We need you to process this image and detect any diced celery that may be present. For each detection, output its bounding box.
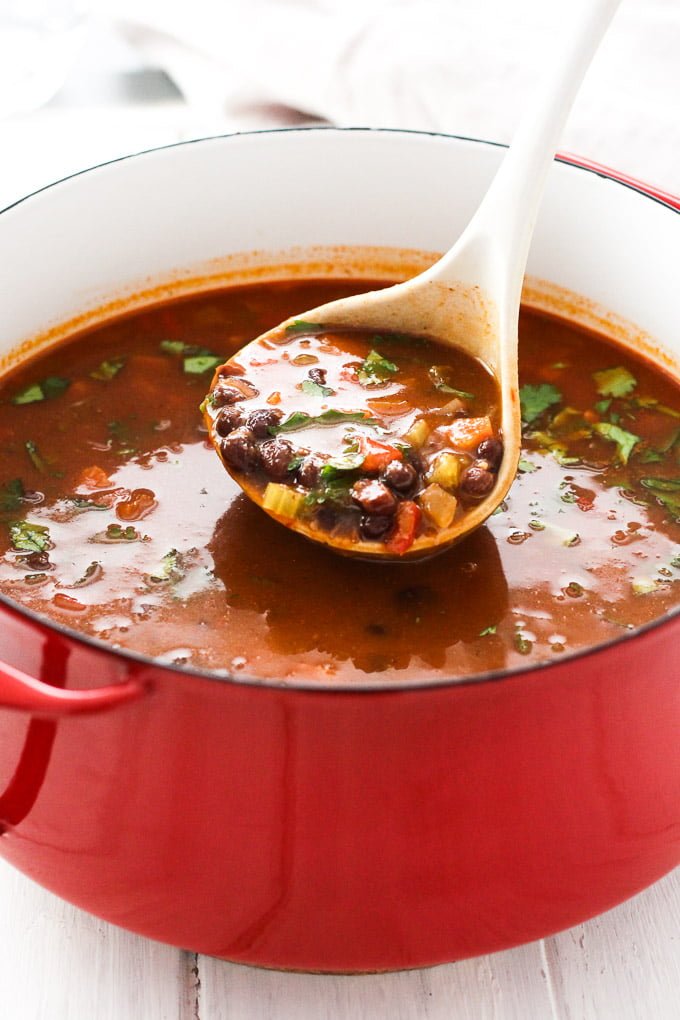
[418,483,458,529]
[427,452,462,491]
[403,419,430,448]
[262,483,305,519]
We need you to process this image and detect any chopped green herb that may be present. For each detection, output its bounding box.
[287,455,306,473]
[305,476,354,508]
[12,383,44,405]
[593,422,640,464]
[68,497,109,511]
[147,549,184,584]
[639,478,680,518]
[594,398,612,416]
[0,479,25,514]
[518,458,538,474]
[519,383,562,424]
[183,354,222,375]
[640,477,680,493]
[160,340,188,354]
[300,379,335,398]
[25,440,46,473]
[285,319,321,335]
[514,632,533,654]
[12,376,70,405]
[479,625,497,637]
[427,365,473,398]
[9,520,51,553]
[671,554,680,569]
[528,431,580,466]
[593,366,637,398]
[91,358,125,381]
[271,410,380,435]
[358,350,398,387]
[639,448,664,464]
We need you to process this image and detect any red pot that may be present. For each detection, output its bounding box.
[0,130,678,972]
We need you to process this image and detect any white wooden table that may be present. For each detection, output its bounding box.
[1,860,678,1019]
[1,25,679,1020]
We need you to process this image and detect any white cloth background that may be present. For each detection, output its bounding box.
[106,0,680,194]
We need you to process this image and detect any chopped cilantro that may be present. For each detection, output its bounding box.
[0,479,25,514]
[160,340,188,354]
[9,520,51,553]
[428,365,473,398]
[594,398,612,416]
[518,458,538,474]
[640,448,664,464]
[285,320,321,335]
[519,383,562,424]
[271,410,379,434]
[159,340,220,374]
[183,354,221,375]
[68,497,109,511]
[514,632,533,654]
[593,366,637,398]
[479,625,497,637]
[357,350,398,386]
[301,379,335,398]
[593,422,640,464]
[91,358,125,381]
[12,376,70,405]
[304,475,354,508]
[147,549,184,584]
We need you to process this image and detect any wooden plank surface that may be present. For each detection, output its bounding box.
[1,859,677,1019]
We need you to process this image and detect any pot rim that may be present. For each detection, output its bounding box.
[1,125,678,695]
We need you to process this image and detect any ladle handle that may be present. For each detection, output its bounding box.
[432,0,623,303]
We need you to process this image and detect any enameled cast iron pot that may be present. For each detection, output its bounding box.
[0,130,678,973]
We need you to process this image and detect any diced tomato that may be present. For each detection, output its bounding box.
[386,500,421,555]
[444,416,494,451]
[360,437,404,473]
[78,465,113,490]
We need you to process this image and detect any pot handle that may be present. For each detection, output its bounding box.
[0,658,145,716]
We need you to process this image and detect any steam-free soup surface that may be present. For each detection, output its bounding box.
[0,278,678,685]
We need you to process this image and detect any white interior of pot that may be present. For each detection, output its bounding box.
[0,128,677,374]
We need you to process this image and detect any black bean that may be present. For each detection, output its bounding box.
[315,506,339,531]
[460,462,495,497]
[215,406,245,437]
[351,479,398,515]
[382,459,417,493]
[220,427,260,473]
[297,455,324,489]
[212,384,245,408]
[477,437,504,472]
[308,367,327,385]
[260,438,296,480]
[359,514,393,540]
[246,407,283,438]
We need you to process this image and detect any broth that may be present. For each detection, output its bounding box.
[0,277,678,685]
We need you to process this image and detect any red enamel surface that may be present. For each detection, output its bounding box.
[0,598,678,972]
[557,152,680,210]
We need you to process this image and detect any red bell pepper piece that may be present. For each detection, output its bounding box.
[386,500,421,555]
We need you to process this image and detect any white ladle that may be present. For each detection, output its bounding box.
[211,0,622,561]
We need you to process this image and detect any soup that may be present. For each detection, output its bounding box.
[0,277,678,684]
[205,325,503,553]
